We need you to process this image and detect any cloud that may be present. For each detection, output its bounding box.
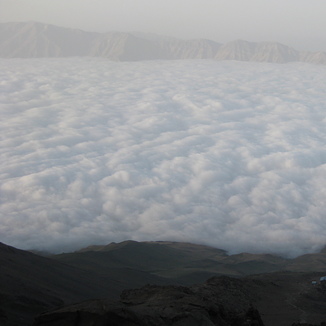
[1,57,326,257]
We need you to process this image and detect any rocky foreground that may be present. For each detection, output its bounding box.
[33,277,265,326]
[33,274,326,326]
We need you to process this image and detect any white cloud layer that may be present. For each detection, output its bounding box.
[1,58,326,257]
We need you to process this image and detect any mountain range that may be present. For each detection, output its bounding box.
[1,21,326,64]
[2,240,326,325]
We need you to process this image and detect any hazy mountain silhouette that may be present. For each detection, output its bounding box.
[1,22,326,64]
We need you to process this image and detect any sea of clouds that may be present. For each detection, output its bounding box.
[1,58,326,257]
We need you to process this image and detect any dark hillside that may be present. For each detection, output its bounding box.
[53,240,289,282]
[3,240,326,325]
[0,242,169,326]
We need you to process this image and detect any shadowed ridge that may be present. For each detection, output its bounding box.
[0,241,19,253]
[0,242,132,326]
[55,240,193,272]
[53,241,291,284]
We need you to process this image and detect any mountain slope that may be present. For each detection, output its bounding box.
[215,39,256,61]
[53,240,326,281]
[1,22,326,63]
[251,42,299,63]
[0,22,96,57]
[53,240,290,282]
[3,240,326,325]
[0,242,170,326]
[90,32,167,60]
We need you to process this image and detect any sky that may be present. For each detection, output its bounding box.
[1,0,326,51]
[1,58,326,257]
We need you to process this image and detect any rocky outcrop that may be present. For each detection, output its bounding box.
[33,277,265,326]
[1,22,326,64]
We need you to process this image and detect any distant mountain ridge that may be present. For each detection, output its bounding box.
[59,240,326,277]
[1,21,326,64]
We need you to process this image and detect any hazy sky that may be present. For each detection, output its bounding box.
[1,0,326,51]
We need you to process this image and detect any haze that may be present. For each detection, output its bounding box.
[1,0,326,51]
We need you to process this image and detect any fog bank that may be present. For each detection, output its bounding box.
[1,58,326,257]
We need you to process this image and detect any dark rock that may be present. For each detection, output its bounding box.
[0,307,8,321]
[291,323,326,326]
[33,277,265,326]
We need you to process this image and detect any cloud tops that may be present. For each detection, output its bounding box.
[1,58,326,257]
